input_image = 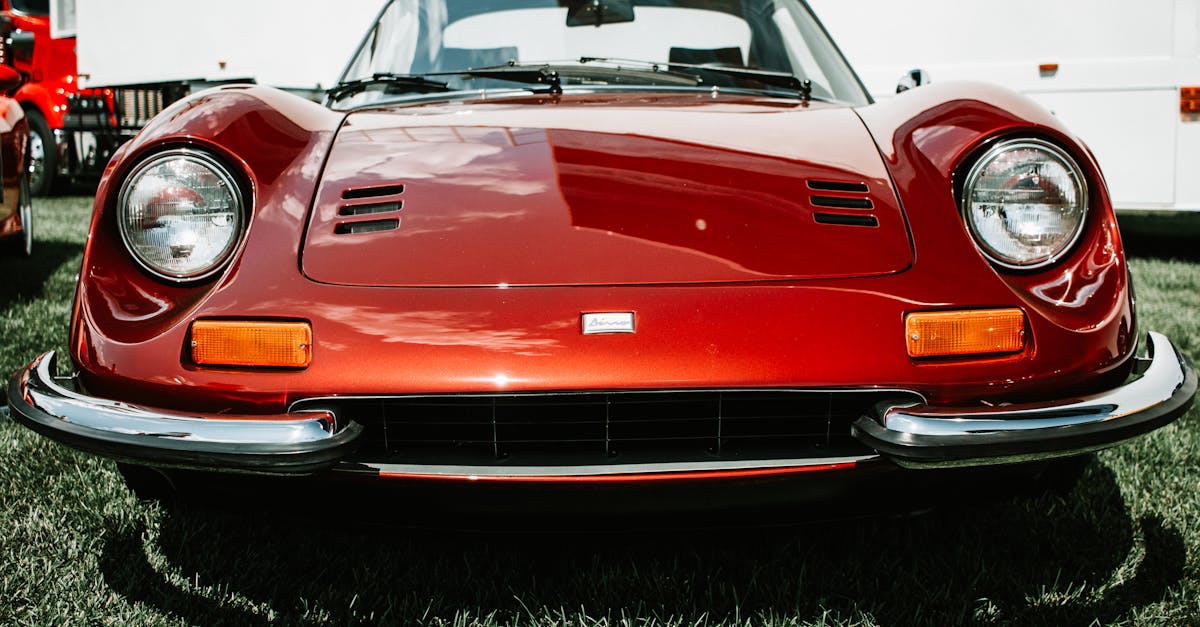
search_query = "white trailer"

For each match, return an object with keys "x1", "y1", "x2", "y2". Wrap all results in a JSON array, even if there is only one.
[
  {"x1": 42, "y1": 0, "x2": 380, "y2": 189},
  {"x1": 808, "y1": 0, "x2": 1200, "y2": 215},
  {"x1": 70, "y1": 0, "x2": 381, "y2": 95}
]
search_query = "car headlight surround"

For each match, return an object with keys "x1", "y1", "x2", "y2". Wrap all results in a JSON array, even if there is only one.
[
  {"x1": 117, "y1": 149, "x2": 246, "y2": 282},
  {"x1": 960, "y1": 137, "x2": 1089, "y2": 270}
]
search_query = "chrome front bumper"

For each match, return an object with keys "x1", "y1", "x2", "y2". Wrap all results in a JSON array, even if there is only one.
[
  {"x1": 853, "y1": 332, "x2": 1196, "y2": 468},
  {"x1": 6, "y1": 352, "x2": 362, "y2": 475},
  {"x1": 6, "y1": 332, "x2": 1194, "y2": 477}
]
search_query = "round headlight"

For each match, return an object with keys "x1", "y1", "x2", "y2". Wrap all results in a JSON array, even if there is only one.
[
  {"x1": 117, "y1": 150, "x2": 244, "y2": 282},
  {"x1": 961, "y1": 138, "x2": 1088, "y2": 269}
]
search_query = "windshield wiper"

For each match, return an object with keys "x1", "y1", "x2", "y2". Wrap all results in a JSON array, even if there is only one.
[
  {"x1": 329, "y1": 61, "x2": 807, "y2": 103},
  {"x1": 328, "y1": 73, "x2": 452, "y2": 101},
  {"x1": 425, "y1": 63, "x2": 702, "y2": 95},
  {"x1": 435, "y1": 65, "x2": 569, "y2": 95},
  {"x1": 330, "y1": 65, "x2": 636, "y2": 102},
  {"x1": 577, "y1": 56, "x2": 813, "y2": 100}
]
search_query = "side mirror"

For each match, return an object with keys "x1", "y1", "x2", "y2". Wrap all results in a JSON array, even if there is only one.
[
  {"x1": 896, "y1": 68, "x2": 930, "y2": 93},
  {"x1": 0, "y1": 65, "x2": 22, "y2": 96}
]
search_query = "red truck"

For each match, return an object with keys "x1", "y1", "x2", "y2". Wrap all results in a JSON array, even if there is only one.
[
  {"x1": 2, "y1": 0, "x2": 378, "y2": 196},
  {"x1": 2, "y1": 0, "x2": 73, "y2": 195},
  {"x1": 1, "y1": 0, "x2": 174, "y2": 195}
]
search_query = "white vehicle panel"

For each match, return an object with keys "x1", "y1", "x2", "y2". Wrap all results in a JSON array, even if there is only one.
[
  {"x1": 809, "y1": 0, "x2": 1199, "y2": 213},
  {"x1": 1033, "y1": 89, "x2": 1177, "y2": 208},
  {"x1": 76, "y1": 0, "x2": 381, "y2": 91}
]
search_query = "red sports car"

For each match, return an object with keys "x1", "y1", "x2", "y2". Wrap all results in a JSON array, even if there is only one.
[
  {"x1": 0, "y1": 64, "x2": 31, "y2": 257},
  {"x1": 7, "y1": 0, "x2": 1196, "y2": 509}
]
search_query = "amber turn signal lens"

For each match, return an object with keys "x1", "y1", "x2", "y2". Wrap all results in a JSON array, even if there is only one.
[
  {"x1": 905, "y1": 309, "x2": 1025, "y2": 358},
  {"x1": 190, "y1": 320, "x2": 312, "y2": 368}
]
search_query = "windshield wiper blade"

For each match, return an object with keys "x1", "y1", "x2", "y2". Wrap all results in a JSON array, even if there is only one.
[
  {"x1": 328, "y1": 73, "x2": 452, "y2": 101},
  {"x1": 671, "y1": 63, "x2": 812, "y2": 97},
  {"x1": 425, "y1": 62, "x2": 703, "y2": 95},
  {"x1": 577, "y1": 56, "x2": 813, "y2": 100},
  {"x1": 448, "y1": 65, "x2": 567, "y2": 95}
]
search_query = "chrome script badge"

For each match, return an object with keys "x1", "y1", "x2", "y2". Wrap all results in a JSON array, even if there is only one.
[{"x1": 582, "y1": 312, "x2": 635, "y2": 334}]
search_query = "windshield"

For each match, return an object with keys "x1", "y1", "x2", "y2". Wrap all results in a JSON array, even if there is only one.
[
  {"x1": 337, "y1": 0, "x2": 868, "y2": 107},
  {"x1": 9, "y1": 0, "x2": 49, "y2": 15}
]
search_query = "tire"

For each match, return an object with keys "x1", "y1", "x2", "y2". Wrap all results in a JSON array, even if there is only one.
[
  {"x1": 0, "y1": 174, "x2": 32, "y2": 256},
  {"x1": 17, "y1": 173, "x2": 31, "y2": 256},
  {"x1": 24, "y1": 107, "x2": 57, "y2": 197}
]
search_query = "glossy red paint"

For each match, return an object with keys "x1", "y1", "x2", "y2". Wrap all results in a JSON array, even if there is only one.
[
  {"x1": 303, "y1": 97, "x2": 912, "y2": 286},
  {"x1": 68, "y1": 83, "x2": 1134, "y2": 421}
]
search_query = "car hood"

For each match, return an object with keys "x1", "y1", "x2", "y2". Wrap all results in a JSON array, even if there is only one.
[{"x1": 302, "y1": 94, "x2": 912, "y2": 287}]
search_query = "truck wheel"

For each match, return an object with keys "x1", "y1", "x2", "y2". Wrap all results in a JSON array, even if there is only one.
[{"x1": 24, "y1": 108, "x2": 57, "y2": 197}]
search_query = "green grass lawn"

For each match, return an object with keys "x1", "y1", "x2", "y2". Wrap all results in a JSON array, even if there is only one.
[{"x1": 1, "y1": 198, "x2": 1198, "y2": 626}]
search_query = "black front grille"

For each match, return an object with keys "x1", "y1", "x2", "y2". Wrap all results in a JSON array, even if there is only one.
[{"x1": 295, "y1": 390, "x2": 911, "y2": 467}]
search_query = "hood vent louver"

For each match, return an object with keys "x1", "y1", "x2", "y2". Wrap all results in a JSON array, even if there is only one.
[
  {"x1": 815, "y1": 213, "x2": 879, "y2": 227},
  {"x1": 807, "y1": 180, "x2": 869, "y2": 193},
  {"x1": 810, "y1": 196, "x2": 873, "y2": 210},
  {"x1": 807, "y1": 179, "x2": 877, "y2": 228},
  {"x1": 339, "y1": 201, "x2": 402, "y2": 216},
  {"x1": 342, "y1": 184, "x2": 406, "y2": 200},
  {"x1": 336, "y1": 184, "x2": 405, "y2": 235},
  {"x1": 335, "y1": 218, "x2": 400, "y2": 235}
]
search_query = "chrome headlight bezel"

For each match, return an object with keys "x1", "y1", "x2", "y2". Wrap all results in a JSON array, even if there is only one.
[
  {"x1": 959, "y1": 137, "x2": 1089, "y2": 271},
  {"x1": 116, "y1": 148, "x2": 246, "y2": 283}
]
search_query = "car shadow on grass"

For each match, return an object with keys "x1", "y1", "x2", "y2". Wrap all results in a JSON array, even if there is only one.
[
  {"x1": 0, "y1": 240, "x2": 82, "y2": 313},
  {"x1": 96, "y1": 459, "x2": 1186, "y2": 625}
]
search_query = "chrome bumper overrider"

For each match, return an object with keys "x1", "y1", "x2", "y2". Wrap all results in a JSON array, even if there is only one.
[
  {"x1": 853, "y1": 332, "x2": 1197, "y2": 468},
  {"x1": 6, "y1": 352, "x2": 363, "y2": 474}
]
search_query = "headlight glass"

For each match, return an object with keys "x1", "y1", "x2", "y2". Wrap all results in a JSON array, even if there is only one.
[
  {"x1": 117, "y1": 150, "x2": 244, "y2": 281},
  {"x1": 961, "y1": 138, "x2": 1088, "y2": 269}
]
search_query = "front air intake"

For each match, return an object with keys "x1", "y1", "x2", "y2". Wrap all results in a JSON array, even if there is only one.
[{"x1": 292, "y1": 389, "x2": 916, "y2": 467}]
